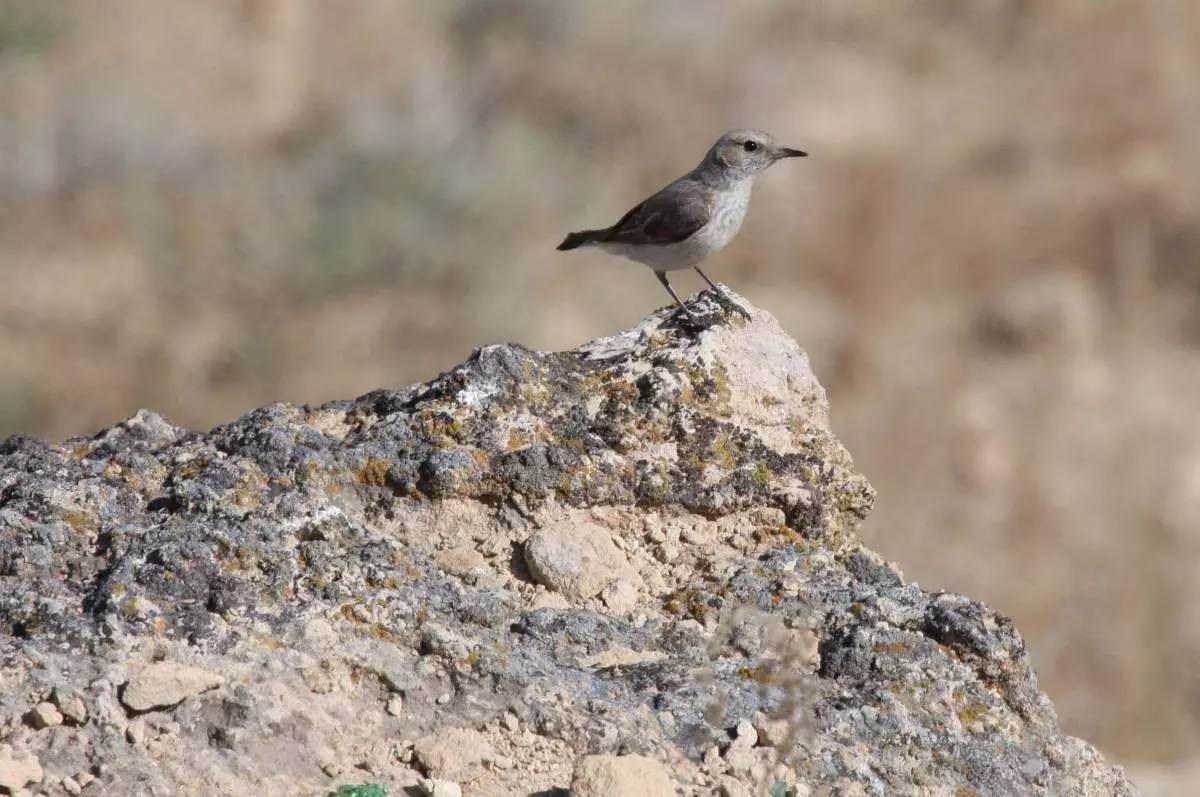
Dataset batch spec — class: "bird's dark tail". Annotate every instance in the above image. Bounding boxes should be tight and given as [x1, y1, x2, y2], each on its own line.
[556, 229, 604, 251]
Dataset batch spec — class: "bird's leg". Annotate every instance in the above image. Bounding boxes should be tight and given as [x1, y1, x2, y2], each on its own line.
[694, 267, 721, 292]
[655, 271, 695, 317]
[694, 268, 750, 319]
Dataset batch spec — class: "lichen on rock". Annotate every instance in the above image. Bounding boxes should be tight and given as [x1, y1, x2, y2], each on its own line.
[0, 291, 1136, 795]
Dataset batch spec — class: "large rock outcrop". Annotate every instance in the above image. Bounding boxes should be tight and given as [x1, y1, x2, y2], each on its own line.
[0, 292, 1136, 796]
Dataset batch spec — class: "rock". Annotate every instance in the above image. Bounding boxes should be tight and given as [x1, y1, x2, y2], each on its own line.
[753, 712, 791, 748]
[120, 663, 223, 712]
[733, 720, 757, 747]
[0, 745, 42, 792]
[528, 591, 570, 611]
[723, 720, 759, 774]
[0, 295, 1137, 796]
[570, 754, 676, 797]
[419, 779, 463, 797]
[300, 664, 336, 694]
[435, 546, 485, 576]
[125, 719, 146, 744]
[600, 578, 639, 614]
[716, 776, 752, 797]
[578, 647, 667, 669]
[413, 727, 494, 782]
[29, 702, 62, 729]
[524, 521, 639, 601]
[57, 696, 88, 726]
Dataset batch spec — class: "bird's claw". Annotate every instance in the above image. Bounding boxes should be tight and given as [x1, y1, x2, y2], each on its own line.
[708, 284, 751, 320]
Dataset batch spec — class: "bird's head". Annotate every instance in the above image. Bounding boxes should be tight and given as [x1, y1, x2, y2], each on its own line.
[705, 129, 807, 180]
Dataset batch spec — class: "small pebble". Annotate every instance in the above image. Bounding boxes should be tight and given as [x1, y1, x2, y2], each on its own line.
[734, 720, 758, 746]
[30, 702, 63, 729]
[419, 778, 462, 797]
[58, 697, 88, 726]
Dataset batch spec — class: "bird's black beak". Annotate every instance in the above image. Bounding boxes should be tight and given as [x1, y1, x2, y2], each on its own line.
[776, 147, 808, 159]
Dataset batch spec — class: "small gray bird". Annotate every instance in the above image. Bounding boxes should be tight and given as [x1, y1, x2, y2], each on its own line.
[557, 129, 806, 316]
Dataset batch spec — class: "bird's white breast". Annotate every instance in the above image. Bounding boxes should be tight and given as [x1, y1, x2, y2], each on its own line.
[693, 179, 753, 256]
[599, 179, 753, 272]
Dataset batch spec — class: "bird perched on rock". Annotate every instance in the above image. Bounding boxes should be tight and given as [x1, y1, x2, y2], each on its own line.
[557, 129, 807, 317]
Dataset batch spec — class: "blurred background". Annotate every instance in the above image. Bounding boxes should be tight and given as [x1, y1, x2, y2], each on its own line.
[1, 0, 1199, 788]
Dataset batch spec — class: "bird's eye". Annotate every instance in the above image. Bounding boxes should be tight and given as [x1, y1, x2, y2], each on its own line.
[743, 140, 759, 152]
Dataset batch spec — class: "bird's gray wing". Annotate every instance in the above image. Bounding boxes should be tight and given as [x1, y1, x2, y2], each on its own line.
[601, 179, 712, 246]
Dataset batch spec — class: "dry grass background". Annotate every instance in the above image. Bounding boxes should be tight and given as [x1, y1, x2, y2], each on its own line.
[2, 0, 1200, 780]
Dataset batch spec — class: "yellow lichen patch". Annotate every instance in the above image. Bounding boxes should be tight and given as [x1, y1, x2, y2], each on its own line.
[519, 381, 552, 407]
[957, 701, 989, 727]
[507, 428, 534, 450]
[708, 361, 734, 411]
[232, 466, 267, 510]
[59, 509, 97, 536]
[754, 524, 806, 547]
[216, 537, 259, 572]
[101, 459, 154, 491]
[356, 457, 391, 487]
[646, 331, 670, 350]
[604, 381, 640, 406]
[174, 458, 209, 481]
[420, 411, 467, 448]
[683, 360, 734, 415]
[709, 430, 739, 470]
[735, 666, 783, 686]
[871, 642, 907, 655]
[663, 587, 717, 622]
[786, 415, 814, 445]
[338, 600, 402, 642]
[294, 461, 346, 496]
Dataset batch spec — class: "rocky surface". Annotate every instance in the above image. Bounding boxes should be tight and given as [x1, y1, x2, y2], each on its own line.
[0, 291, 1137, 796]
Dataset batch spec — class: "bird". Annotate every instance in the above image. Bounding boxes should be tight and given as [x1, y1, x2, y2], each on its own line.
[556, 129, 807, 317]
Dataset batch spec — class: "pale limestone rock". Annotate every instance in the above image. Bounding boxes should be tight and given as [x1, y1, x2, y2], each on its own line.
[0, 744, 43, 792]
[435, 546, 486, 576]
[414, 727, 494, 782]
[570, 754, 675, 797]
[524, 522, 640, 600]
[29, 702, 62, 729]
[419, 778, 462, 797]
[57, 696, 88, 726]
[120, 662, 222, 711]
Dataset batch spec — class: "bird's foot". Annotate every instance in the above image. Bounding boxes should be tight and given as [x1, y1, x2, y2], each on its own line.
[707, 284, 751, 320]
[667, 302, 721, 332]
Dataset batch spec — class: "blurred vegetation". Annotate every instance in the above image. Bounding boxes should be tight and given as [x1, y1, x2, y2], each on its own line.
[1, 0, 1199, 776]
